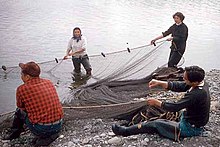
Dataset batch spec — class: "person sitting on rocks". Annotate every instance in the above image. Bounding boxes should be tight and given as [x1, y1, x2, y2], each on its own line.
[112, 65, 210, 141]
[3, 61, 64, 146]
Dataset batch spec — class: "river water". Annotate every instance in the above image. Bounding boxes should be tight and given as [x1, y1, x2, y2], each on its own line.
[0, 0, 220, 113]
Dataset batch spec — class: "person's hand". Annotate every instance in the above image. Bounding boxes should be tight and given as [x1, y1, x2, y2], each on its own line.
[166, 37, 173, 41]
[63, 56, 68, 60]
[146, 98, 162, 107]
[148, 79, 159, 88]
[150, 39, 156, 45]
[68, 51, 76, 56]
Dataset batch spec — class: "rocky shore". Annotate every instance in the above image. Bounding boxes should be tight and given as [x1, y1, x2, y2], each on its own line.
[1, 69, 220, 147]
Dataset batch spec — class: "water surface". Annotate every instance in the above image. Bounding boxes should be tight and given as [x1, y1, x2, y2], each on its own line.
[0, 0, 220, 113]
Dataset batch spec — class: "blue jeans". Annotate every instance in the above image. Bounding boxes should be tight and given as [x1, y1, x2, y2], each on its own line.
[25, 118, 62, 138]
[13, 108, 62, 138]
[179, 114, 203, 137]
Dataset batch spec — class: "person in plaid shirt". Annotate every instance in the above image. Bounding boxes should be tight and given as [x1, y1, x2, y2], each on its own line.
[3, 61, 64, 146]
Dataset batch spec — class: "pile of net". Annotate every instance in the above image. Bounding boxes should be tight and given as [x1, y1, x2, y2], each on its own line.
[63, 66, 184, 122]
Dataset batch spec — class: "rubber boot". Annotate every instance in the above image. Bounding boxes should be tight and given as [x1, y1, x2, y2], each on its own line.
[2, 108, 26, 140]
[112, 122, 157, 137]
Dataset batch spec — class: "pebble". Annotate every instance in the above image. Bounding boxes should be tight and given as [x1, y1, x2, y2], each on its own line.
[141, 137, 150, 146]
[108, 137, 123, 145]
[108, 132, 115, 136]
[83, 124, 92, 130]
[100, 133, 106, 137]
[84, 144, 92, 147]
[72, 138, 80, 144]
[128, 135, 138, 140]
[67, 141, 74, 147]
[82, 138, 90, 144]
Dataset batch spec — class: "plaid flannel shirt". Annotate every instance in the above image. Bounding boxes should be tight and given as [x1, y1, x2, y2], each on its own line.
[16, 77, 63, 124]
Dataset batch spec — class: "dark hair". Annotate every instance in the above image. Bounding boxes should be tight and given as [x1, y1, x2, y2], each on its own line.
[73, 27, 81, 34]
[173, 12, 185, 21]
[72, 27, 82, 42]
[185, 66, 205, 83]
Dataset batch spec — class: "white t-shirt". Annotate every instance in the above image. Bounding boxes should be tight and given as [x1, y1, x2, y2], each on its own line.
[66, 36, 87, 57]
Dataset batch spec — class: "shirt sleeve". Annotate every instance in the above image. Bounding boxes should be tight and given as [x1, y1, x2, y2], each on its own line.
[162, 24, 175, 37]
[167, 81, 191, 92]
[81, 37, 87, 50]
[161, 92, 194, 112]
[16, 86, 25, 110]
[66, 39, 73, 56]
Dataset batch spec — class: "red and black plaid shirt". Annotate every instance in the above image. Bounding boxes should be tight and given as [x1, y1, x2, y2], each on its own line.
[16, 77, 63, 124]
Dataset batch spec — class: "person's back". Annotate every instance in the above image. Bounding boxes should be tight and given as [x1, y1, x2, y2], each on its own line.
[3, 61, 63, 146]
[17, 77, 63, 124]
[182, 82, 210, 127]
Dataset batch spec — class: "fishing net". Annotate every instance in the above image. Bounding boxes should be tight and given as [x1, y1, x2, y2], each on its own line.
[0, 40, 185, 124]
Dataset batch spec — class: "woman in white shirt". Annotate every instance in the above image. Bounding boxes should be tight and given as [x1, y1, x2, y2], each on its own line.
[63, 27, 92, 76]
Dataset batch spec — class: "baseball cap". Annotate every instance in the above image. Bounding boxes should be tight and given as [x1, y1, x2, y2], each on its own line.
[19, 61, 41, 77]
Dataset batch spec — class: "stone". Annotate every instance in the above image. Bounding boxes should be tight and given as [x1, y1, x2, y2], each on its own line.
[108, 132, 115, 136]
[82, 138, 90, 144]
[67, 141, 74, 147]
[144, 137, 150, 142]
[84, 144, 92, 147]
[72, 138, 80, 144]
[108, 137, 123, 145]
[84, 124, 92, 130]
[100, 133, 106, 137]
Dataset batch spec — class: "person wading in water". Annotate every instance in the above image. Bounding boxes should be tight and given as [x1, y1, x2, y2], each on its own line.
[151, 12, 188, 68]
[63, 27, 92, 77]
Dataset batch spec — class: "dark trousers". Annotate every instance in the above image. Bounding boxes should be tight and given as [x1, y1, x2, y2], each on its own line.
[127, 119, 180, 141]
[168, 50, 183, 67]
[112, 119, 180, 141]
[72, 54, 92, 75]
[11, 108, 62, 138]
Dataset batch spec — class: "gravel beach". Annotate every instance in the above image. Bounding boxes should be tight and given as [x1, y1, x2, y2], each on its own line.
[1, 69, 220, 147]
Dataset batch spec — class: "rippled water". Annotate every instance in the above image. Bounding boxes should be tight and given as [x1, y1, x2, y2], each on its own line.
[0, 0, 220, 113]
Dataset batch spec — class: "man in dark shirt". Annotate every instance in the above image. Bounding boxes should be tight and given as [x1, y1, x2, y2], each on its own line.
[151, 12, 188, 67]
[112, 66, 210, 141]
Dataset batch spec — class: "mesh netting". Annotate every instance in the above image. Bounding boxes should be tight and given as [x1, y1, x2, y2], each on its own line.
[0, 41, 184, 120]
